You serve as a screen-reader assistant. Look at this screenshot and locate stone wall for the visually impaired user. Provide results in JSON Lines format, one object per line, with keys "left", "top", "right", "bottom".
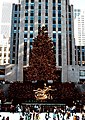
{"left": 67, "top": 65, "right": 79, "bottom": 82}
{"left": 5, "top": 64, "right": 17, "bottom": 82}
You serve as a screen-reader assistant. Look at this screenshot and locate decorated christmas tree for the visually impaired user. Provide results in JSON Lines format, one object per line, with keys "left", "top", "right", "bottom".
{"left": 24, "top": 26, "right": 59, "bottom": 81}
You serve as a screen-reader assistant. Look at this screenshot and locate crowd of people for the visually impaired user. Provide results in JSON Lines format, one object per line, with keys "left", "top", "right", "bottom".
{"left": 0, "top": 103, "right": 85, "bottom": 120}
{"left": 0, "top": 82, "right": 85, "bottom": 120}
{"left": 22, "top": 104, "right": 85, "bottom": 120}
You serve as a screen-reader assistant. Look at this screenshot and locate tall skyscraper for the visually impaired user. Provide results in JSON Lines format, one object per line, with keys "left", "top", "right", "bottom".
{"left": 74, "top": 9, "right": 85, "bottom": 65}
{"left": 74, "top": 9, "right": 85, "bottom": 82}
{"left": 8, "top": 0, "right": 76, "bottom": 82}
{"left": 0, "top": 34, "right": 10, "bottom": 65}
{"left": 0, "top": 1, "right": 12, "bottom": 38}
{"left": 0, "top": 1, "right": 19, "bottom": 38}
{"left": 0, "top": 1, "right": 12, "bottom": 81}
{"left": 0, "top": 34, "right": 10, "bottom": 81}
{"left": 74, "top": 9, "right": 85, "bottom": 46}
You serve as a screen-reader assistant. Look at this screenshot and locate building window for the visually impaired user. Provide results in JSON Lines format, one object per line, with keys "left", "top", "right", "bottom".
{"left": 38, "top": 11, "right": 41, "bottom": 16}
{"left": 46, "top": 0, "right": 48, "bottom": 3}
{"left": 0, "top": 47, "right": 2, "bottom": 51}
{"left": 58, "top": 13, "right": 61, "bottom": 17}
{"left": 45, "top": 12, "right": 48, "bottom": 16}
{"left": 58, "top": 0, "right": 61, "bottom": 3}
{"left": 53, "top": 0, "right": 55, "bottom": 3}
{"left": 38, "top": 19, "right": 41, "bottom": 23}
{"left": 13, "top": 53, "right": 15, "bottom": 57}
{"left": 53, "top": 11, "right": 56, "bottom": 17}
{"left": 45, "top": 25, "right": 48, "bottom": 29}
{"left": 58, "top": 5, "right": 61, "bottom": 10}
{"left": 13, "top": 47, "right": 15, "bottom": 51}
{"left": 38, "top": 24, "right": 41, "bottom": 28}
{"left": 45, "top": 5, "right": 48, "bottom": 9}
{"left": 15, "top": 5, "right": 17, "bottom": 11}
{"left": 12, "top": 60, "right": 15, "bottom": 64}
{"left": 4, "top": 47, "right": 6, "bottom": 51}
{"left": 0, "top": 69, "right": 5, "bottom": 75}
{"left": 58, "top": 28, "right": 61, "bottom": 31}
{"left": 53, "top": 33, "right": 56, "bottom": 38}
{"left": 14, "top": 27, "right": 16, "bottom": 30}
{"left": 13, "top": 40, "right": 16, "bottom": 46}
{"left": 30, "top": 20, "right": 33, "bottom": 23}
{"left": 31, "top": 5, "right": 34, "bottom": 9}
{"left": 25, "top": 6, "right": 28, "bottom": 9}
{"left": 53, "top": 24, "right": 56, "bottom": 28}
{"left": 30, "top": 27, "right": 33, "bottom": 31}
{"left": 58, "top": 20, "right": 61, "bottom": 24}
{"left": 25, "top": 13, "right": 28, "bottom": 16}
{"left": 24, "top": 42, "right": 27, "bottom": 61}
{"left": 4, "top": 54, "right": 6, "bottom": 57}
{"left": 26, "top": 0, "right": 29, "bottom": 2}
{"left": 58, "top": 55, "right": 62, "bottom": 66}
{"left": 14, "top": 33, "right": 16, "bottom": 39}
{"left": 24, "top": 27, "right": 28, "bottom": 31}
{"left": 14, "top": 14, "right": 17, "bottom": 17}
{"left": 30, "top": 39, "right": 33, "bottom": 43}
{"left": 14, "top": 20, "right": 17, "bottom": 23}
{"left": 38, "top": 5, "right": 41, "bottom": 9}
{"left": 31, "top": 0, "right": 34, "bottom": 2}
{"left": 30, "top": 34, "right": 33, "bottom": 38}
{"left": 58, "top": 24, "right": 61, "bottom": 28}
{"left": 53, "top": 27, "right": 56, "bottom": 31}
{"left": 30, "top": 11, "right": 34, "bottom": 16}
{"left": 24, "top": 34, "right": 28, "bottom": 38}
{"left": 45, "top": 18, "right": 48, "bottom": 23}
{"left": 53, "top": 19, "right": 56, "bottom": 24}
{"left": 80, "top": 70, "right": 85, "bottom": 76}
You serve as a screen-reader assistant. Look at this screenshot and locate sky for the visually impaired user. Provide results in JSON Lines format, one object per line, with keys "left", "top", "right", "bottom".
{"left": 70, "top": 0, "right": 85, "bottom": 9}
{"left": 1, "top": 0, "right": 18, "bottom": 3}
{"left": 0, "top": 0, "right": 85, "bottom": 9}
{"left": 0, "top": 0, "right": 84, "bottom": 37}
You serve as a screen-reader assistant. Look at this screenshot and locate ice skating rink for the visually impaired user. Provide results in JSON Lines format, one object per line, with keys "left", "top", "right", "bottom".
{"left": 0, "top": 112, "right": 83, "bottom": 120}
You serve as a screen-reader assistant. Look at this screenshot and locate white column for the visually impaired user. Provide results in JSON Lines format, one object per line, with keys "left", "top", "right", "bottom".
{"left": 61, "top": 0, "right": 67, "bottom": 82}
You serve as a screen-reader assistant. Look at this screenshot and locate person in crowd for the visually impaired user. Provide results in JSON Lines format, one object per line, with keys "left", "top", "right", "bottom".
{"left": 53, "top": 112, "right": 56, "bottom": 120}
{"left": 2, "top": 116, "right": 5, "bottom": 120}
{"left": 34, "top": 105, "right": 39, "bottom": 112}
{"left": 46, "top": 110, "right": 50, "bottom": 118}
{"left": 22, "top": 105, "right": 25, "bottom": 116}
{"left": 16, "top": 104, "right": 20, "bottom": 112}
{"left": 76, "top": 115, "right": 80, "bottom": 120}
{"left": 82, "top": 112, "right": 85, "bottom": 120}
{"left": 45, "top": 113, "right": 49, "bottom": 120}
{"left": 36, "top": 112, "right": 40, "bottom": 120}
{"left": 32, "top": 110, "right": 36, "bottom": 120}
{"left": 71, "top": 105, "right": 76, "bottom": 116}
{"left": 56, "top": 111, "right": 59, "bottom": 120}
{"left": 83, "top": 105, "right": 85, "bottom": 113}
{"left": 54, "top": 107, "right": 56, "bottom": 113}
{"left": 73, "top": 115, "right": 77, "bottom": 120}
{"left": 65, "top": 106, "right": 70, "bottom": 113}
{"left": 25, "top": 106, "right": 31, "bottom": 120}
{"left": 6, "top": 117, "right": 9, "bottom": 120}
{"left": 62, "top": 110, "right": 65, "bottom": 120}
{"left": 20, "top": 116, "right": 24, "bottom": 120}
{"left": 66, "top": 111, "right": 71, "bottom": 119}
{"left": 10, "top": 104, "right": 15, "bottom": 113}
